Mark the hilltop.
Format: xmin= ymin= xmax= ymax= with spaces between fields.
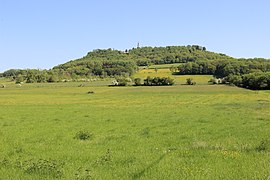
xmin=54 ymin=45 xmax=232 ymax=68
xmin=50 ymin=45 xmax=232 ymax=78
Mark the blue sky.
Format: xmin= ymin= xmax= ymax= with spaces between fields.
xmin=0 ymin=0 xmax=270 ymax=72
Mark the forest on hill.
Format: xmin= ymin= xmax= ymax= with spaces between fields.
xmin=72 ymin=45 xmax=231 ymax=66
xmin=1 ymin=45 xmax=270 ymax=89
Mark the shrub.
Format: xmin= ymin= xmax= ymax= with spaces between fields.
xmin=242 ymin=72 xmax=270 ymax=90
xmin=118 ymin=80 xmax=127 ymax=86
xmin=74 ymin=131 xmax=93 ymax=140
xmin=134 ymin=78 xmax=141 ymax=86
xmin=47 ymin=75 xmax=59 ymax=83
xmin=256 ymin=139 xmax=270 ymax=152
xmin=111 ymin=77 xmax=129 ymax=86
xmin=186 ymin=78 xmax=196 ymax=85
xmin=143 ymin=76 xmax=174 ymax=86
xmin=15 ymin=75 xmax=24 ymax=84
xmin=224 ymin=75 xmax=242 ymax=86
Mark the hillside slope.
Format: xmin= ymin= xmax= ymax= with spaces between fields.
xmin=50 ymin=45 xmax=232 ymax=78
xmin=55 ymin=45 xmax=232 ymax=68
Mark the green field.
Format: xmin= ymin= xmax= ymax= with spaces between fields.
xmin=0 ymin=70 xmax=270 ymax=179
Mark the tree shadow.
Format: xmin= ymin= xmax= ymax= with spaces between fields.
xmin=172 ymin=72 xmax=182 ymax=75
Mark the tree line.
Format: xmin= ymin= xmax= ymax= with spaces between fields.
xmin=225 ymin=72 xmax=270 ymax=90
xmin=176 ymin=59 xmax=270 ymax=90
xmin=112 ymin=76 xmax=174 ymax=86
xmin=53 ymin=60 xmax=137 ymax=77
xmin=1 ymin=60 xmax=137 ymax=83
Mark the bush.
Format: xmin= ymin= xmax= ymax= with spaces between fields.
xmin=134 ymin=78 xmax=141 ymax=86
xmin=186 ymin=78 xmax=196 ymax=85
xmin=111 ymin=77 xmax=129 ymax=86
xmin=224 ymin=75 xmax=242 ymax=86
xmin=224 ymin=72 xmax=270 ymax=90
xmin=256 ymin=139 xmax=270 ymax=152
xmin=242 ymin=72 xmax=270 ymax=90
xmin=74 ymin=131 xmax=93 ymax=140
xmin=143 ymin=76 xmax=174 ymax=86
xmin=15 ymin=75 xmax=24 ymax=84
xmin=47 ymin=75 xmax=59 ymax=83
xmin=117 ymin=79 xmax=128 ymax=86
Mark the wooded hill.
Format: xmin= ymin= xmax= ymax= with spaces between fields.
xmin=55 ymin=45 xmax=232 ymax=67
xmin=51 ymin=45 xmax=232 ymax=77
xmin=1 ymin=45 xmax=270 ymax=89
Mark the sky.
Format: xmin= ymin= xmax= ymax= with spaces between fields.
xmin=0 ymin=0 xmax=270 ymax=72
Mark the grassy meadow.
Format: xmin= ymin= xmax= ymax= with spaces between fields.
xmin=0 ymin=67 xmax=270 ymax=179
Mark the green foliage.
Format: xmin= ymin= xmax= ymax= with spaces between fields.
xmin=48 ymin=45 xmax=232 ymax=80
xmin=176 ymin=58 xmax=270 ymax=89
xmin=177 ymin=61 xmax=216 ymax=75
xmin=186 ymin=78 xmax=196 ymax=85
xmin=223 ymin=72 xmax=270 ymax=90
xmin=242 ymin=72 xmax=270 ymax=90
xmin=256 ymin=139 xmax=270 ymax=152
xmin=2 ymin=61 xmax=137 ymax=83
xmin=2 ymin=46 xmax=270 ymax=90
xmin=134 ymin=78 xmax=142 ymax=86
xmin=2 ymin=69 xmax=21 ymax=79
xmin=53 ymin=60 xmax=137 ymax=78
xmin=225 ymin=74 xmax=242 ymax=86
xmin=177 ymin=59 xmax=270 ymax=77
xmin=74 ymin=131 xmax=93 ymax=140
xmin=15 ymin=75 xmax=24 ymax=84
xmin=113 ymin=77 xmax=130 ymax=86
xmin=47 ymin=74 xmax=59 ymax=83
xmin=128 ymin=45 xmax=230 ymax=65
xmin=143 ymin=76 xmax=174 ymax=86
xmin=213 ymin=59 xmax=270 ymax=78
